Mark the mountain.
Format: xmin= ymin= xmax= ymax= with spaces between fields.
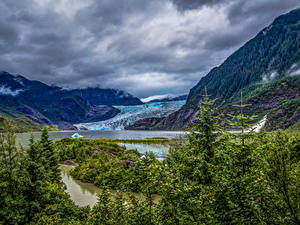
xmin=129 ymin=8 xmax=300 ymax=131
xmin=0 ymin=72 xmax=141 ymax=130
xmin=70 ymin=88 xmax=143 ymax=106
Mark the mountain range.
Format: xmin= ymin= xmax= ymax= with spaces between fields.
xmin=128 ymin=8 xmax=300 ymax=131
xmin=0 ymin=72 xmax=142 ymax=131
xmin=1 ymin=9 xmax=300 ymax=132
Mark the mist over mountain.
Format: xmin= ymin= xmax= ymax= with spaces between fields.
xmin=70 ymin=88 xmax=142 ymax=106
xmin=142 ymin=94 xmax=187 ymax=103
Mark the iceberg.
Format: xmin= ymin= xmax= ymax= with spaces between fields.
xmin=71 ymin=133 xmax=83 ymax=138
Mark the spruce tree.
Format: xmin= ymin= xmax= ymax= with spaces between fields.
xmin=0 ymin=121 xmax=28 ymax=224
xmin=158 ymin=88 xmax=223 ymax=224
xmin=217 ymin=90 xmax=257 ymax=224
xmin=230 ymin=90 xmax=256 ymax=174
xmin=24 ymin=135 xmax=47 ymax=222
xmin=188 ymin=87 xmax=221 ymax=160
xmin=40 ymin=127 xmax=60 ymax=182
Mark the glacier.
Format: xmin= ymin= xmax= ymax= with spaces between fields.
xmin=74 ymin=100 xmax=185 ymax=130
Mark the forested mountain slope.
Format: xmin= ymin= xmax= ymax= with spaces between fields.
xmin=0 ymin=72 xmax=141 ymax=130
xmin=129 ymin=8 xmax=300 ymax=131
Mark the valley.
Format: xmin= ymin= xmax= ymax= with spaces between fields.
xmin=0 ymin=3 xmax=300 ymax=225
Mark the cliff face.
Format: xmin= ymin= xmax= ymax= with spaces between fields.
xmin=129 ymin=9 xmax=300 ymax=131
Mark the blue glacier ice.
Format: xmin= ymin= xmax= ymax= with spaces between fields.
xmin=75 ymin=100 xmax=185 ymax=130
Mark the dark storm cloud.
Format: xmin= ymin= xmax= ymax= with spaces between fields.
xmin=227 ymin=0 xmax=300 ymax=24
xmin=172 ymin=0 xmax=229 ymax=11
xmin=0 ymin=0 xmax=299 ymax=98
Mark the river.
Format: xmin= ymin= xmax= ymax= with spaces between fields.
xmin=60 ymin=165 xmax=160 ymax=208
xmin=61 ymin=165 xmax=101 ymax=207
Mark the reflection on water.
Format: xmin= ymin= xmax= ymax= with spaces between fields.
xmin=61 ymin=165 xmax=100 ymax=207
xmin=121 ymin=143 xmax=169 ymax=157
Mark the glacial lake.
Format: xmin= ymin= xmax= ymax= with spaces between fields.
xmin=16 ymin=130 xmax=186 ymax=157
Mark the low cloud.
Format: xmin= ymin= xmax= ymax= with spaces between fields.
xmin=141 ymin=94 xmax=177 ymax=103
xmin=0 ymin=85 xmax=23 ymax=96
xmin=290 ymin=69 xmax=300 ymax=76
xmin=287 ymin=64 xmax=300 ymax=76
xmin=261 ymin=71 xmax=279 ymax=83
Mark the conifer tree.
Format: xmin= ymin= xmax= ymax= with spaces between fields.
xmin=230 ymin=90 xmax=256 ymax=174
xmin=24 ymin=135 xmax=47 ymax=221
xmin=157 ymin=88 xmax=223 ymax=224
xmin=216 ymin=90 xmax=258 ymax=224
xmin=0 ymin=121 xmax=28 ymax=224
xmin=188 ymin=87 xmax=221 ymax=160
xmin=40 ymin=127 xmax=60 ymax=182
xmin=0 ymin=120 xmax=18 ymax=172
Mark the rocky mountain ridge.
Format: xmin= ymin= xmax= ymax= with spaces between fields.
xmin=0 ymin=71 xmax=141 ymax=130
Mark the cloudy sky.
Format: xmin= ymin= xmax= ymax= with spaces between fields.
xmin=0 ymin=0 xmax=299 ymax=98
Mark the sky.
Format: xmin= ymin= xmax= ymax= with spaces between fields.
xmin=0 ymin=0 xmax=299 ymax=98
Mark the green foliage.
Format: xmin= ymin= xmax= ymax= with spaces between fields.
xmin=0 ymin=121 xmax=29 ymax=224
xmin=0 ymin=113 xmax=60 ymax=133
xmin=0 ymin=114 xmax=42 ymax=133
xmin=0 ymin=94 xmax=299 ymax=224
xmin=154 ymin=90 xmax=224 ymax=224
xmin=70 ymin=151 xmax=162 ymax=193
xmin=0 ymin=122 xmax=86 ymax=224
xmin=180 ymin=10 xmax=300 ymax=131
xmin=54 ymin=137 xmax=159 ymax=193
xmin=189 ymin=9 xmax=300 ymax=105
xmin=40 ymin=128 xmax=60 ymax=183
xmin=53 ymin=137 xmax=132 ymax=162
xmin=219 ymin=75 xmax=300 ymax=131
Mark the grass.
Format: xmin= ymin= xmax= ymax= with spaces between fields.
xmin=0 ymin=115 xmax=42 ymax=133
xmin=288 ymin=120 xmax=300 ymax=132
xmin=0 ymin=114 xmax=61 ymax=133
